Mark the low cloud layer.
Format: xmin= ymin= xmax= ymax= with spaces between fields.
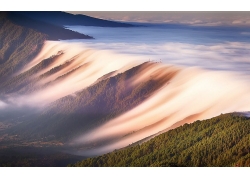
xmin=72 ymin=63 xmax=250 ymax=156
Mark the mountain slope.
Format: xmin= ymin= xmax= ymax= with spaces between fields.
xmin=0 ymin=12 xmax=92 ymax=82
xmin=70 ymin=113 xmax=250 ymax=167
xmin=6 ymin=62 xmax=177 ymax=142
xmin=0 ymin=12 xmax=47 ymax=81
xmin=15 ymin=11 xmax=135 ymax=27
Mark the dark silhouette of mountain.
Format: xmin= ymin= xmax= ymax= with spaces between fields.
xmin=6 ymin=12 xmax=93 ymax=40
xmin=70 ymin=113 xmax=250 ymax=167
xmin=0 ymin=146 xmax=84 ymax=167
xmin=15 ymin=11 xmax=135 ymax=27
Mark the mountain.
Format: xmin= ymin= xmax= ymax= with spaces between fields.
xmin=5 ymin=62 xmax=176 ymax=141
xmin=1 ymin=38 xmax=250 ymax=162
xmin=0 ymin=12 xmax=47 ymax=82
xmin=0 ymin=12 xmax=91 ymax=82
xmin=4 ymin=12 xmax=93 ymax=40
xmin=70 ymin=113 xmax=250 ymax=167
xmin=1 ymin=11 xmax=250 ymax=167
xmin=15 ymin=11 xmax=135 ymax=27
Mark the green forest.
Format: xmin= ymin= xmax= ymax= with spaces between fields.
xmin=69 ymin=113 xmax=250 ymax=167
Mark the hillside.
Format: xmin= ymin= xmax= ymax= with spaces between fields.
xmin=0 ymin=12 xmax=92 ymax=81
xmin=0 ymin=12 xmax=47 ymax=81
xmin=15 ymin=11 xmax=135 ymax=27
xmin=70 ymin=113 xmax=250 ymax=167
xmin=5 ymin=62 xmax=175 ymax=142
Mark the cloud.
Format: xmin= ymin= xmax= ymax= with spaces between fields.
xmin=0 ymin=100 xmax=7 ymax=109
xmin=241 ymin=32 xmax=250 ymax=35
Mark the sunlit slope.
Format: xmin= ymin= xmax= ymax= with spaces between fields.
xmin=70 ymin=113 xmax=250 ymax=167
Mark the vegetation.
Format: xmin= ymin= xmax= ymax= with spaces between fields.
xmin=0 ymin=146 xmax=84 ymax=167
xmin=0 ymin=12 xmax=47 ymax=81
xmin=0 ymin=11 xmax=92 ymax=81
xmin=69 ymin=113 xmax=250 ymax=167
xmin=8 ymin=62 xmax=175 ymax=142
xmin=0 ymin=53 xmax=64 ymax=94
xmin=1 ymin=11 xmax=250 ymax=168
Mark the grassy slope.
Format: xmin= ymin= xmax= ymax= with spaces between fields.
xmin=70 ymin=113 xmax=250 ymax=167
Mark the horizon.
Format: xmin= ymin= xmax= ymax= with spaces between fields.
xmin=67 ymin=11 xmax=250 ymax=26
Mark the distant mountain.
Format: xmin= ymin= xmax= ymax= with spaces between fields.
xmin=15 ymin=11 xmax=135 ymax=27
xmin=70 ymin=113 xmax=250 ymax=167
xmin=6 ymin=12 xmax=93 ymax=40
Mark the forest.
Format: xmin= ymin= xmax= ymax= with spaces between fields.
xmin=69 ymin=113 xmax=250 ymax=167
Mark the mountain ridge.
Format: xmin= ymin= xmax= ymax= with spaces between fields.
xmin=15 ymin=11 xmax=136 ymax=27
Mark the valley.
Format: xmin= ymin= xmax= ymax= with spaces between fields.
xmin=0 ymin=11 xmax=250 ymax=167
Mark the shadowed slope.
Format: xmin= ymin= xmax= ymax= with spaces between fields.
xmin=8 ymin=62 xmax=176 ymax=142
xmin=0 ymin=12 xmax=46 ymax=81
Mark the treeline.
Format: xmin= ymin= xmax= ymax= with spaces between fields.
xmin=69 ymin=113 xmax=250 ymax=167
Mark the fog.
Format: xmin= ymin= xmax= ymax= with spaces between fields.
xmin=63 ymin=24 xmax=250 ymax=155
xmin=65 ymin=25 xmax=250 ymax=76
xmin=14 ymin=41 xmax=146 ymax=106
xmin=72 ymin=64 xmax=250 ymax=155
xmin=3 ymin=23 xmax=250 ymax=156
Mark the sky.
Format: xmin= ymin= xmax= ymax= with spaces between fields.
xmin=67 ymin=11 xmax=250 ymax=26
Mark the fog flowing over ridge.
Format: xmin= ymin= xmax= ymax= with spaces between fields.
xmin=72 ymin=63 xmax=250 ymax=155
xmin=0 ymin=24 xmax=250 ymax=156
xmin=2 ymin=39 xmax=250 ymax=157
xmin=8 ymin=41 xmax=146 ymax=107
xmin=53 ymin=25 xmax=250 ymax=155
